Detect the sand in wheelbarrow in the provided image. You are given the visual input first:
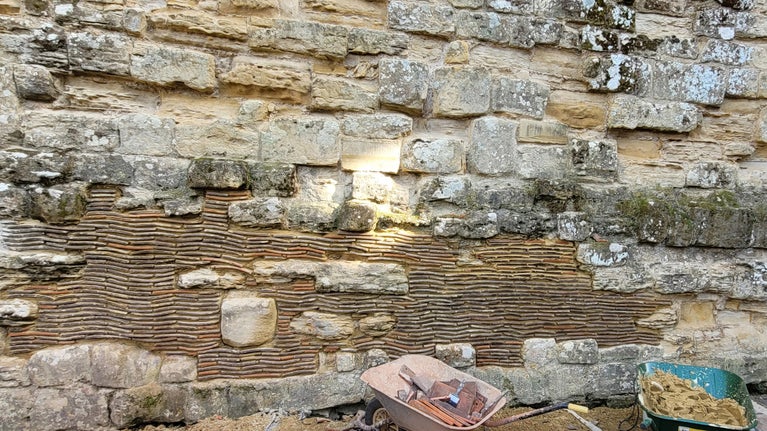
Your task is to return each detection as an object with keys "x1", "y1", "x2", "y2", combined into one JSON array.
[{"x1": 640, "y1": 369, "x2": 748, "y2": 427}]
